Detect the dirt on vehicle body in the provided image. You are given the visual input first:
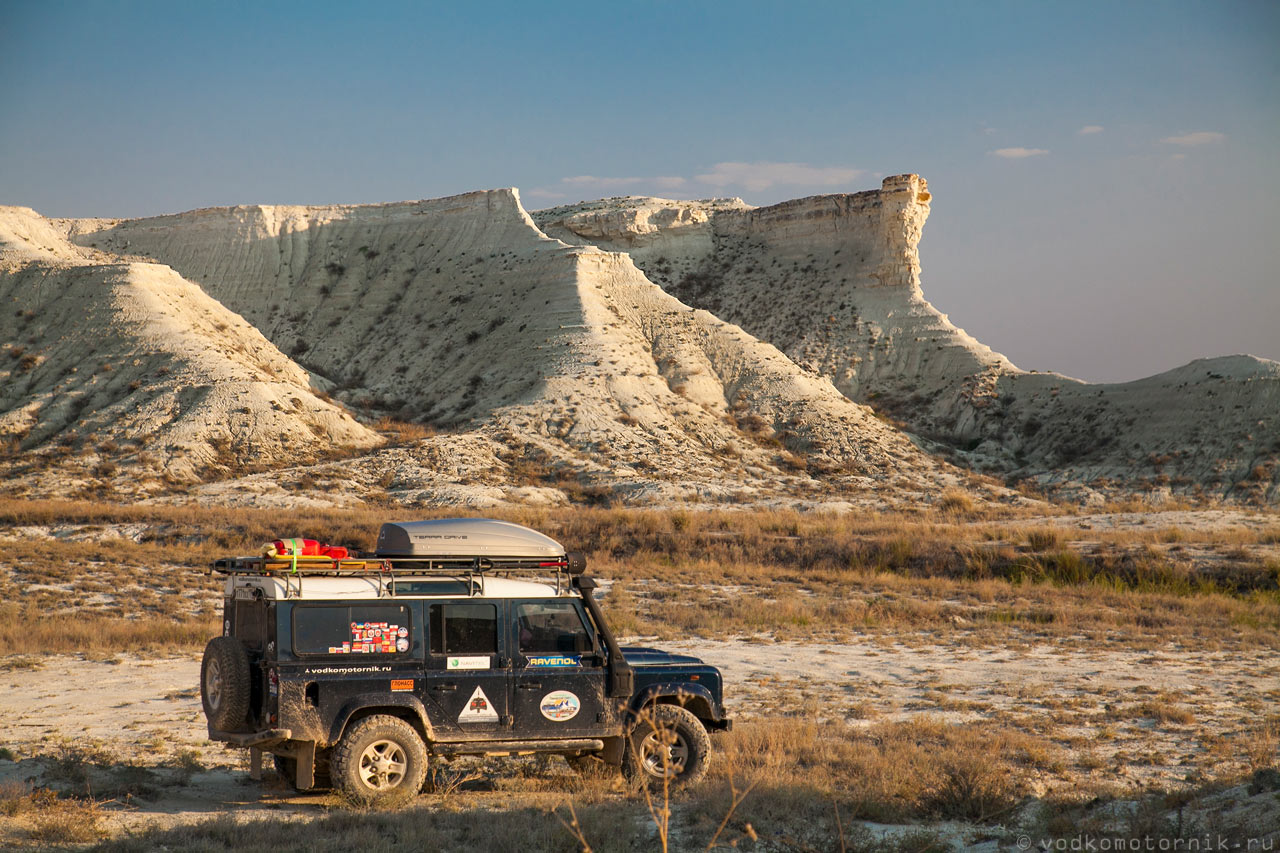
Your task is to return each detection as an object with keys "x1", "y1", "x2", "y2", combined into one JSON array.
[{"x1": 200, "y1": 518, "x2": 730, "y2": 800}]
